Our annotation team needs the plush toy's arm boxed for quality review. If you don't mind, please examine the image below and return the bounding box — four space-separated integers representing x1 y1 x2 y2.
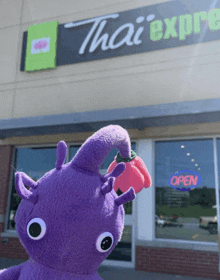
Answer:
0 265 21 280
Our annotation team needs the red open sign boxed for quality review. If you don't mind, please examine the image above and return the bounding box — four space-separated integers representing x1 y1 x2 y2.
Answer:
169 170 201 191
170 175 198 186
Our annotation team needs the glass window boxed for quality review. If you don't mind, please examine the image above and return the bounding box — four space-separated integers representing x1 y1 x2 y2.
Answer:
69 145 81 160
155 139 217 242
8 147 57 230
106 225 132 261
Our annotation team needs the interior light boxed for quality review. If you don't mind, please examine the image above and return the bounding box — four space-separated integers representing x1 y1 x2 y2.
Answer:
181 145 185 148
187 153 190 156
195 164 198 166
191 159 195 162
198 168 201 170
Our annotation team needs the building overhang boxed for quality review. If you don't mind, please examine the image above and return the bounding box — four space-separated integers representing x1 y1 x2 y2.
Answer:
0 98 220 138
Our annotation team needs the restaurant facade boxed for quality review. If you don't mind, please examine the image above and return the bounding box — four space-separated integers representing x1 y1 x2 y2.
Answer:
1 0 220 278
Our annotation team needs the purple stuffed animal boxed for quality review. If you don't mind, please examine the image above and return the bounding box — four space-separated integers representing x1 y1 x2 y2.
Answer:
0 125 136 280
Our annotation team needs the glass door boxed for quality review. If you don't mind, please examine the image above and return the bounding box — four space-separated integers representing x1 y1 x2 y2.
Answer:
155 139 218 242
100 143 136 268
103 190 135 268
70 143 136 268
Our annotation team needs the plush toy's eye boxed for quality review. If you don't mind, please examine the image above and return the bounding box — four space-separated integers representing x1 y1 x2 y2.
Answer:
27 218 46 240
96 232 114 252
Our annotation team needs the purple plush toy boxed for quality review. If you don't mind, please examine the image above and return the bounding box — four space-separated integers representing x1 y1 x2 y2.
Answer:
0 125 136 280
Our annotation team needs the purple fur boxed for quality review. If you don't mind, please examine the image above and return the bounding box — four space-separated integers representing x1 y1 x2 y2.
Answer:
0 125 135 280
71 125 131 174
15 173 38 205
56 141 67 170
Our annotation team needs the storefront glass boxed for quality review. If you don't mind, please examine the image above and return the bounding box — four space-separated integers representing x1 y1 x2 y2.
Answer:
107 225 132 262
8 147 57 230
155 139 217 242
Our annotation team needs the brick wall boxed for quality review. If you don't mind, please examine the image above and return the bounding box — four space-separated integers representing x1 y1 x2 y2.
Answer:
0 145 28 261
0 237 28 260
136 246 219 279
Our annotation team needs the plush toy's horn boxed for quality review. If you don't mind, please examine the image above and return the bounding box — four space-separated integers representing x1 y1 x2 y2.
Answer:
15 172 38 204
70 125 131 174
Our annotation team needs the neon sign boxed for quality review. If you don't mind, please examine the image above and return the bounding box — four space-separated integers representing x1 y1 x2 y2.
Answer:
169 170 201 191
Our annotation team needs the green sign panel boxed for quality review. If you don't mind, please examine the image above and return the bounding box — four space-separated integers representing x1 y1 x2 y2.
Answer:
25 21 58 72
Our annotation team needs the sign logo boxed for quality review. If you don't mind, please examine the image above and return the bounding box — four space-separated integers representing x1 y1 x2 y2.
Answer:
169 170 201 191
31 37 51 54
25 21 58 72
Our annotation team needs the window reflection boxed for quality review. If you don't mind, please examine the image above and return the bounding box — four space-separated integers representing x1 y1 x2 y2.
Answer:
69 145 81 160
106 225 132 262
8 147 57 230
155 139 217 242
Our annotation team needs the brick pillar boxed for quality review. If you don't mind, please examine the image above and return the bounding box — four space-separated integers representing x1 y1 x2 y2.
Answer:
0 145 14 228
0 145 29 260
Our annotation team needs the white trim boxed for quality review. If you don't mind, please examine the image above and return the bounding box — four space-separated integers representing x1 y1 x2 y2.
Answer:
14 144 58 149
0 231 19 238
124 215 133 225
138 238 219 252
153 135 216 142
131 197 136 267
135 139 154 241
101 259 134 268
213 138 220 236
66 143 70 163
155 238 218 246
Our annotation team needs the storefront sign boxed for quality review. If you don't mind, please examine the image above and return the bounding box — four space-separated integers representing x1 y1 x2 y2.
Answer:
24 21 58 72
20 0 220 72
169 170 201 191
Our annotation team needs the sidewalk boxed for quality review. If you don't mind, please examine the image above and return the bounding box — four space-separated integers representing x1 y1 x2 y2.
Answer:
97 266 217 280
